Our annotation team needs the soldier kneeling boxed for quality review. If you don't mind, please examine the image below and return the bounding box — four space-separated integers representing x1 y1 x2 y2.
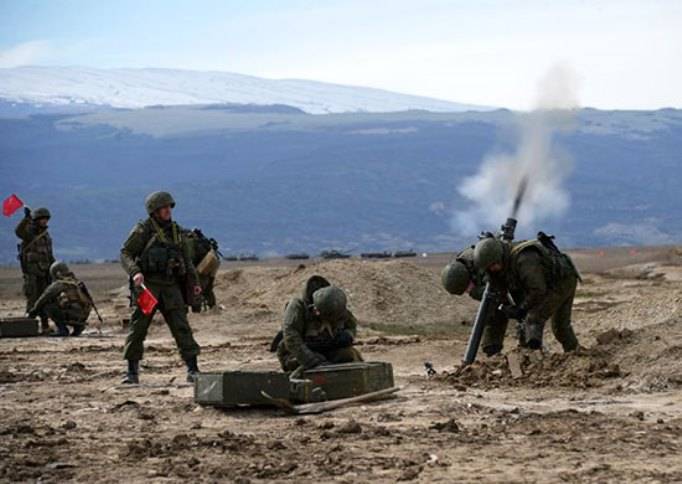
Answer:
28 261 91 337
276 275 363 371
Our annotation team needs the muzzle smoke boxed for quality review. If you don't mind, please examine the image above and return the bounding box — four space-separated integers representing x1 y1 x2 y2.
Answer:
452 64 579 235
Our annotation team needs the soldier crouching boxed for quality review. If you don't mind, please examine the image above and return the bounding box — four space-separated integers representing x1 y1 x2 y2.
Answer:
120 191 202 384
276 275 363 371
28 261 91 337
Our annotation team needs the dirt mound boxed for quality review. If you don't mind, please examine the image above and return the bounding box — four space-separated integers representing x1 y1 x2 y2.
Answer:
440 347 623 390
213 259 477 329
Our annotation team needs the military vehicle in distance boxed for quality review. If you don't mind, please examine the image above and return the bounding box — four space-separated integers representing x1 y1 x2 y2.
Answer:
360 251 392 259
319 250 352 260
285 253 310 260
393 250 417 258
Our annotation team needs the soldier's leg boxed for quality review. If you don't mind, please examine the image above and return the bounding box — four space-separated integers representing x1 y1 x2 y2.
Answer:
44 305 69 337
325 346 363 364
162 307 200 362
277 342 300 371
550 277 579 352
123 307 154 361
481 310 509 356
204 277 216 308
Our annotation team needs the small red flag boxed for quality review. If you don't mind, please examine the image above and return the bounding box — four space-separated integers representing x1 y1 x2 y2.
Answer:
2 194 24 217
137 285 158 316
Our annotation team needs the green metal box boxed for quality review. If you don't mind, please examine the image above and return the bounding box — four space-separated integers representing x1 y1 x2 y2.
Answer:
194 362 394 407
0 317 40 337
302 362 394 401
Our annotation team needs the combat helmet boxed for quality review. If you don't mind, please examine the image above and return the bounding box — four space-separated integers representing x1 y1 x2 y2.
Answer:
31 207 51 221
50 261 73 280
474 237 504 271
312 286 347 320
145 191 176 215
441 261 471 295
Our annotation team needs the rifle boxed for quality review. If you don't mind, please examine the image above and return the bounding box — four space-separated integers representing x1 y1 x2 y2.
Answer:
78 281 104 334
461 177 527 365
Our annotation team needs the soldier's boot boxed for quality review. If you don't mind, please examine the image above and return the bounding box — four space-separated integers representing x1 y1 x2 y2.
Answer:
482 344 503 357
52 322 69 337
185 356 200 383
525 322 544 350
71 325 84 337
122 360 140 384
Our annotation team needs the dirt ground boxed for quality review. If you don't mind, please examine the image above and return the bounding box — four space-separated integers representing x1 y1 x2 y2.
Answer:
1 246 682 483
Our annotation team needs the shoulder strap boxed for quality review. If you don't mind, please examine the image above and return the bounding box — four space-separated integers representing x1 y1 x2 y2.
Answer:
21 230 48 254
511 240 544 257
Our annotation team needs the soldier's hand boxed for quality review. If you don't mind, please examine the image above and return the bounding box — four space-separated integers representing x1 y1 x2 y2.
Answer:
500 304 527 321
27 310 38 319
132 273 144 287
333 330 354 348
24 207 31 218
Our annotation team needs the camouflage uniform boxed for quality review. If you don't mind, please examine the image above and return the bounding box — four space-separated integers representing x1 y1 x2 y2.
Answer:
482 238 580 351
15 208 55 330
29 262 91 336
443 247 509 356
120 209 200 366
185 229 220 310
277 276 362 371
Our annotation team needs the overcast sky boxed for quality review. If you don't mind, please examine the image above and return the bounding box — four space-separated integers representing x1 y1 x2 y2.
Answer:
0 0 680 109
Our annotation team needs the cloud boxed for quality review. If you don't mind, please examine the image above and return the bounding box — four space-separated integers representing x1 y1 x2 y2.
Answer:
0 40 51 68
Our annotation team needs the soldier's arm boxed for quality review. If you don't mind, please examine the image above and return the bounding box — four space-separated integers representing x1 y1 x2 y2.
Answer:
282 299 320 367
344 310 358 338
15 216 32 241
120 223 146 277
516 251 547 312
30 282 62 313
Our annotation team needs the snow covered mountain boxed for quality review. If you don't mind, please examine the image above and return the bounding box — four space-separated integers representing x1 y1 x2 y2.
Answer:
0 66 490 114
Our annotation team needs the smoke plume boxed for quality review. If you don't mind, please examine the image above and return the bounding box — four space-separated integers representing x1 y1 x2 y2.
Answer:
452 64 579 236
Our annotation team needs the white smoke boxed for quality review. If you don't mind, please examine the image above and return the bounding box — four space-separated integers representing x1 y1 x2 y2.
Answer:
452 64 579 236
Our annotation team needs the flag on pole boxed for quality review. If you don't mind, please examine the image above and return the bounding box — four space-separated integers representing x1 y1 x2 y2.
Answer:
2 194 24 217
137 284 158 316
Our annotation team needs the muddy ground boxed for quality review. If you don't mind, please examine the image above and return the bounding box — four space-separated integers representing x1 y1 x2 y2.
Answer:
1 247 682 483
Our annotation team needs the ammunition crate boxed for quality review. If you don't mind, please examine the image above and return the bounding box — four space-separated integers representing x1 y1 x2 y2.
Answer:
195 362 394 407
195 371 292 407
0 317 40 337
302 362 394 401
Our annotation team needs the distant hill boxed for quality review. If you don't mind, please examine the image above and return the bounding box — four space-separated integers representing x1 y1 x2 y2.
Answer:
0 66 491 114
0 104 680 263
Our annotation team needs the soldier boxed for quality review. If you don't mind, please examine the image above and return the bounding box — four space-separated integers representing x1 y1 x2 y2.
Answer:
28 261 91 337
276 275 363 371
15 206 55 333
441 246 510 356
120 191 202 384
473 235 580 352
184 228 221 311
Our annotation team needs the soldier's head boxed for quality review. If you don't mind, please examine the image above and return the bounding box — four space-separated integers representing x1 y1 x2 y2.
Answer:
31 207 51 227
474 237 504 273
441 260 472 295
145 191 175 222
312 286 347 322
50 261 74 280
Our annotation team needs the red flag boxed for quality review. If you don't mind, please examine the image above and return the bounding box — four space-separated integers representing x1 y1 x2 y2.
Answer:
2 194 24 217
137 285 158 316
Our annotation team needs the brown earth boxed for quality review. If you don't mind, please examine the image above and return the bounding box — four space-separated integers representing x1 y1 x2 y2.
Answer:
1 247 682 482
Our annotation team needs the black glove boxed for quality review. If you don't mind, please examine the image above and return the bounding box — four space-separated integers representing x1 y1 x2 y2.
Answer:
500 304 527 321
303 352 327 369
333 330 354 348
24 207 31 218
27 309 38 319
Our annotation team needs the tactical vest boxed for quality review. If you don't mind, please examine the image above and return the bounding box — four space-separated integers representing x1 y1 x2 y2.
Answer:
508 240 577 292
57 280 92 320
138 220 187 281
20 228 53 273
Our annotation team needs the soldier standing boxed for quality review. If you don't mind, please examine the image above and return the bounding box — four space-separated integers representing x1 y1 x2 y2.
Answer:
276 275 363 371
441 246 510 356
28 261 91 337
15 206 55 333
185 228 221 311
473 235 580 351
120 191 202 384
